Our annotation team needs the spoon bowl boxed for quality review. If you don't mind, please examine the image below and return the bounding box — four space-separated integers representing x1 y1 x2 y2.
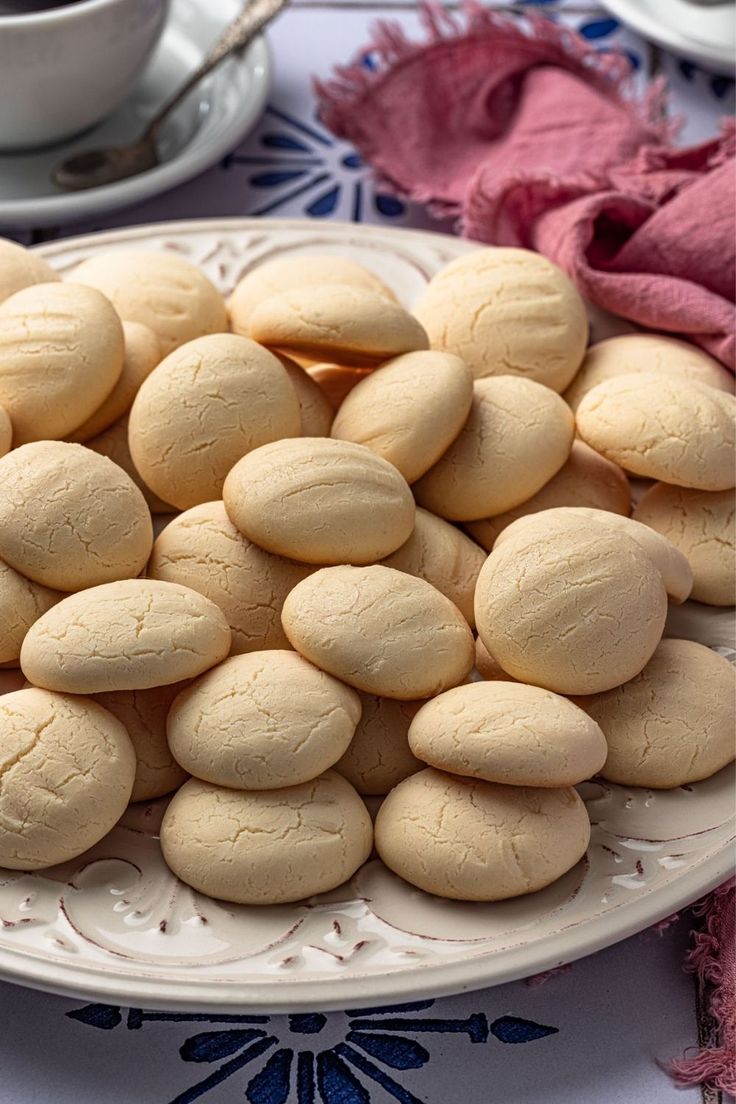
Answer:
52 140 159 192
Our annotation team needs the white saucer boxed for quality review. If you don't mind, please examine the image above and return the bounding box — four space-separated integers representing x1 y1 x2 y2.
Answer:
0 0 270 229
602 0 735 74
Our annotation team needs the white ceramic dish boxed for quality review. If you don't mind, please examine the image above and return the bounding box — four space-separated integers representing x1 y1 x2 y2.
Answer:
0 217 733 1013
602 0 735 74
0 0 270 229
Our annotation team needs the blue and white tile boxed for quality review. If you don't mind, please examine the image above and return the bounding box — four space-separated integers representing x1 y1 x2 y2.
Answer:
658 51 735 145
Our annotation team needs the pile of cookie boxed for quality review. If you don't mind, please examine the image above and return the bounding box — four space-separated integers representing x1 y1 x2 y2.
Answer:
0 236 733 907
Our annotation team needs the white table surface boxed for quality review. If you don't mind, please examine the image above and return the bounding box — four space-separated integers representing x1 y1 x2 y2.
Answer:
1 2 733 1102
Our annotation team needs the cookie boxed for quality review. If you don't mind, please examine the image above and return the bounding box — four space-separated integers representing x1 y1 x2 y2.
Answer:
247 284 429 366
564 334 733 412
408 682 607 787
382 507 486 628
278 356 333 436
412 247 588 392
334 693 423 795
69 250 227 355
0 282 124 445
86 416 174 513
475 637 516 682
634 484 734 606
0 688 135 870
330 351 474 482
228 254 394 333
414 376 574 521
167 650 361 789
160 771 372 905
282 565 474 699
0 559 61 665
223 437 415 565
375 768 590 901
576 373 735 491
307 363 372 408
0 441 153 591
148 500 313 654
0 404 11 458
69 321 161 442
474 520 667 694
128 333 301 511
21 579 231 693
0 238 58 304
93 683 189 802
466 440 631 549
579 639 735 788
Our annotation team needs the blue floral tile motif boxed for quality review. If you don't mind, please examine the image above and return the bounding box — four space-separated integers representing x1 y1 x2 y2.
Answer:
67 999 558 1103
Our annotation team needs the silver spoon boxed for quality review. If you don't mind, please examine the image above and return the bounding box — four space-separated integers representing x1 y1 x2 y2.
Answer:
52 0 289 192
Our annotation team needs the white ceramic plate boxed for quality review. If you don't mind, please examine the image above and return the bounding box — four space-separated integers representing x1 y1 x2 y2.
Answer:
602 0 735 74
0 0 270 229
0 218 733 1013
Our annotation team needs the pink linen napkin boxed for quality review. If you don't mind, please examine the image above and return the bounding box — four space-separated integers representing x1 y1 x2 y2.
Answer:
315 4 736 368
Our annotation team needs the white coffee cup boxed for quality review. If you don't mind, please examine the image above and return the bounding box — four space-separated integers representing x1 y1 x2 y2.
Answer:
0 0 170 150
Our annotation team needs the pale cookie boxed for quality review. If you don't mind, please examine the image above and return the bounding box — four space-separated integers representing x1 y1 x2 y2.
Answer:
408 681 607 788
223 437 415 565
21 579 231 693
278 356 333 436
0 559 61 665
248 284 429 366
578 639 735 788
331 351 474 482
282 565 474 699
0 404 11 458
228 254 394 333
474 522 667 694
412 247 588 392
148 501 313 653
0 688 135 870
475 637 516 682
0 238 58 304
382 507 486 627
375 768 590 901
466 440 631 549
414 376 574 521
0 282 124 445
69 249 227 355
307 363 372 408
495 507 693 604
334 692 423 795
564 334 733 412
0 441 153 591
87 416 174 513
576 373 735 491
160 771 373 905
167 650 361 790
634 484 735 606
69 321 161 442
94 683 189 802
128 333 300 511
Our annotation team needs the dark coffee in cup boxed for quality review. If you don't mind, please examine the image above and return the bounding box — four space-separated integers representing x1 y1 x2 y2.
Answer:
0 0 87 13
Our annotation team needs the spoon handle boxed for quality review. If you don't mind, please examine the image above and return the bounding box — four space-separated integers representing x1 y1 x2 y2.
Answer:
145 0 289 142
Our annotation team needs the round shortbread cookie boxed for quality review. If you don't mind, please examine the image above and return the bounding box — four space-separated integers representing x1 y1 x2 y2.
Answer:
0 404 11 458
247 284 429 366
578 639 735 788
148 500 313 654
414 376 574 521
375 768 590 901
0 282 124 445
576 373 735 491
0 238 58 305
330 351 474 482
334 692 423 795
223 437 415 565
466 440 631 549
282 565 474 699
0 441 153 591
228 254 394 333
86 415 174 513
0 559 61 665
69 250 227 356
167 650 361 790
633 484 734 607
20 579 231 693
382 507 486 628
475 637 516 682
412 247 588 392
278 357 333 436
160 771 373 905
69 321 161 442
564 334 733 412
128 333 301 511
307 363 372 408
0 688 135 870
474 521 667 694
408 681 607 787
